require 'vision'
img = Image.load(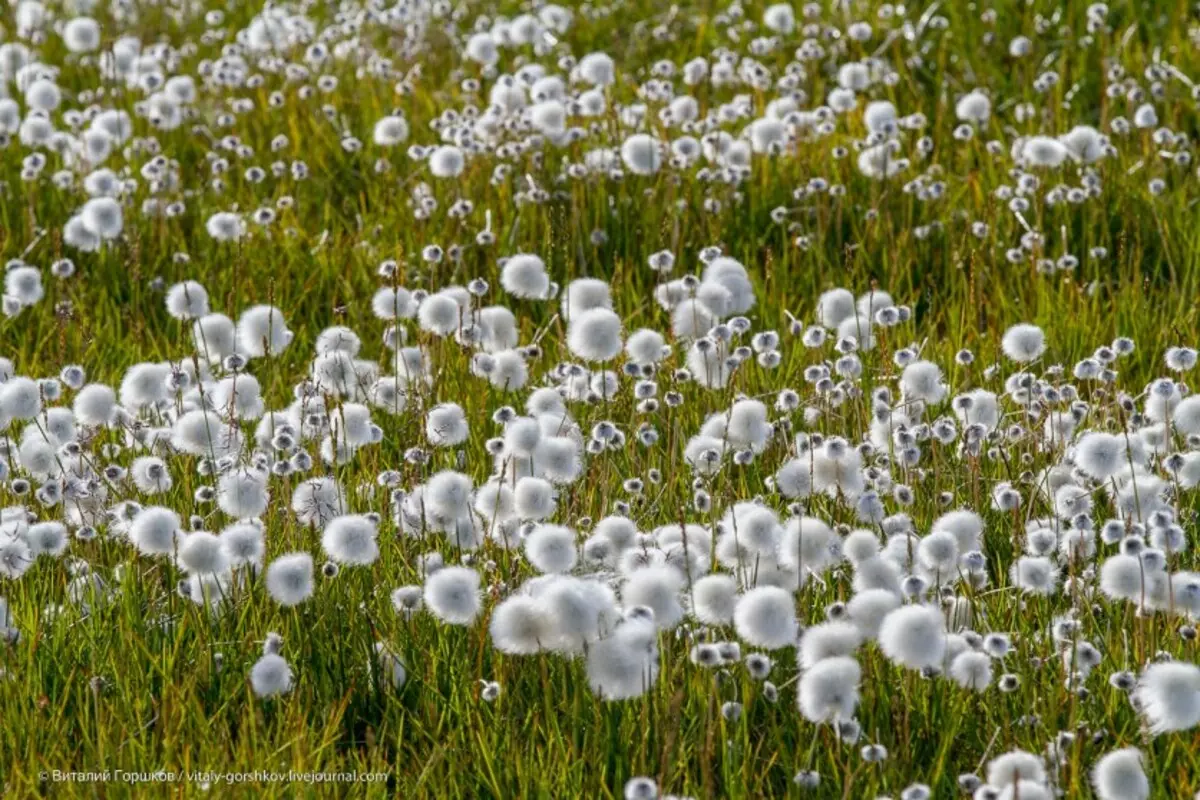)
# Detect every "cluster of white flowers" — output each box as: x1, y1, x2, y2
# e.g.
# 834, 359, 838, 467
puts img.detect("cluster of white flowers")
1, 0, 1198, 794
3, 251, 1200, 788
